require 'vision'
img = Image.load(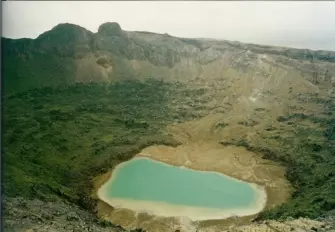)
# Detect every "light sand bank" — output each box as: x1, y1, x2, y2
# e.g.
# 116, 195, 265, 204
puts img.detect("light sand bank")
97, 157, 267, 221
93, 142, 292, 231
